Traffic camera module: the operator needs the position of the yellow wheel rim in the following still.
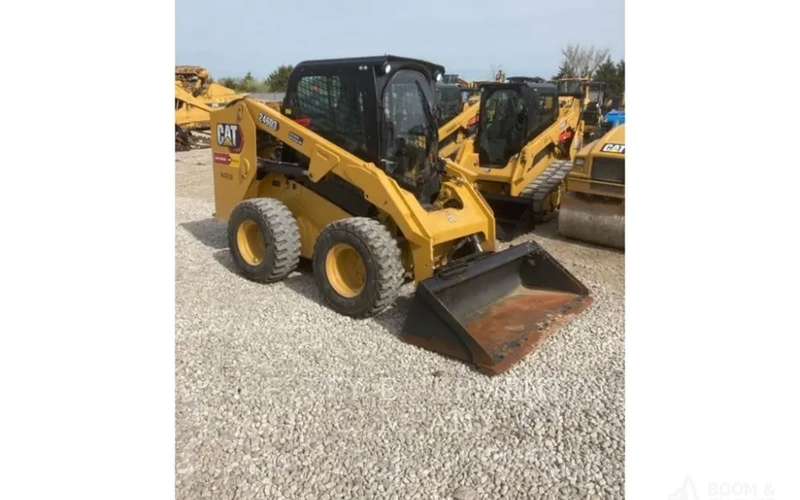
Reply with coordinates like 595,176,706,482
236,220,266,266
325,243,367,298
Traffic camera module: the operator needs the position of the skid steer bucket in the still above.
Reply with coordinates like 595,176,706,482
401,241,592,375
558,192,625,249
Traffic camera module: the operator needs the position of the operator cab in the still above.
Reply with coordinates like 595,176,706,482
580,81,606,127
554,79,584,96
436,82,464,125
280,55,445,205
476,81,558,167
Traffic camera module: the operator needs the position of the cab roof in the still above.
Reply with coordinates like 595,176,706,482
293,55,445,79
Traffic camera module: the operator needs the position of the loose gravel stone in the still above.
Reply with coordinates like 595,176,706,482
452,486,479,499
175,150,625,500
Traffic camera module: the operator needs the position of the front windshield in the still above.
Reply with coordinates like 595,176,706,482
478,88,526,167
557,80,583,95
382,70,436,192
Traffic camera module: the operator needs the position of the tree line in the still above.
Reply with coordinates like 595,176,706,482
212,65,294,93
212,44,624,98
552,44,625,98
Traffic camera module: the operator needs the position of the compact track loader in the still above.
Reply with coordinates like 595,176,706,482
210,55,592,375
558,124,625,249
450,80,585,241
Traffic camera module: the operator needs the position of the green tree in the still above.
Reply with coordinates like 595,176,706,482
593,57,619,93
265,64,294,92
592,56,625,102
218,77,238,90
552,60,574,80
239,71,259,93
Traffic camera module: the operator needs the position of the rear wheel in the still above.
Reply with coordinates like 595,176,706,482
227,198,301,283
313,218,403,318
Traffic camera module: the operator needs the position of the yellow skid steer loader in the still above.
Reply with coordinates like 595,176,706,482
210,56,592,375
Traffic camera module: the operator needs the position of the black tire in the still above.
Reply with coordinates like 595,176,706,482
313,218,404,318
227,198,301,283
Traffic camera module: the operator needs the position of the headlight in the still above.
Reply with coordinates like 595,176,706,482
574,158,585,167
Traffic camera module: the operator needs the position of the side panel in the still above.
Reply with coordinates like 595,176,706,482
257,173,352,259
211,101,259,222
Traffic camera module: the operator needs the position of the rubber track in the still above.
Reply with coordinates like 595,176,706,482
519,160,575,213
322,218,404,317
244,198,301,282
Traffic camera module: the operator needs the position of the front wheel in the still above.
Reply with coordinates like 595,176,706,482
313,218,403,318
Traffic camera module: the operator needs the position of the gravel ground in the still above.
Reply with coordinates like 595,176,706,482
175,149,625,499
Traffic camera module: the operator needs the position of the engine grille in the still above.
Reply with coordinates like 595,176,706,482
591,158,625,184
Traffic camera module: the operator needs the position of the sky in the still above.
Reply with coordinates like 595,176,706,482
176,0,624,81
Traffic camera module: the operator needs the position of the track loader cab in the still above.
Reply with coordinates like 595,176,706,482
554,78,585,97
436,82,465,125
580,82,606,133
506,76,546,84
477,82,558,168
553,78,605,137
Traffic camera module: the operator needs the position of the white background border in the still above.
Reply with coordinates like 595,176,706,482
1,0,799,498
